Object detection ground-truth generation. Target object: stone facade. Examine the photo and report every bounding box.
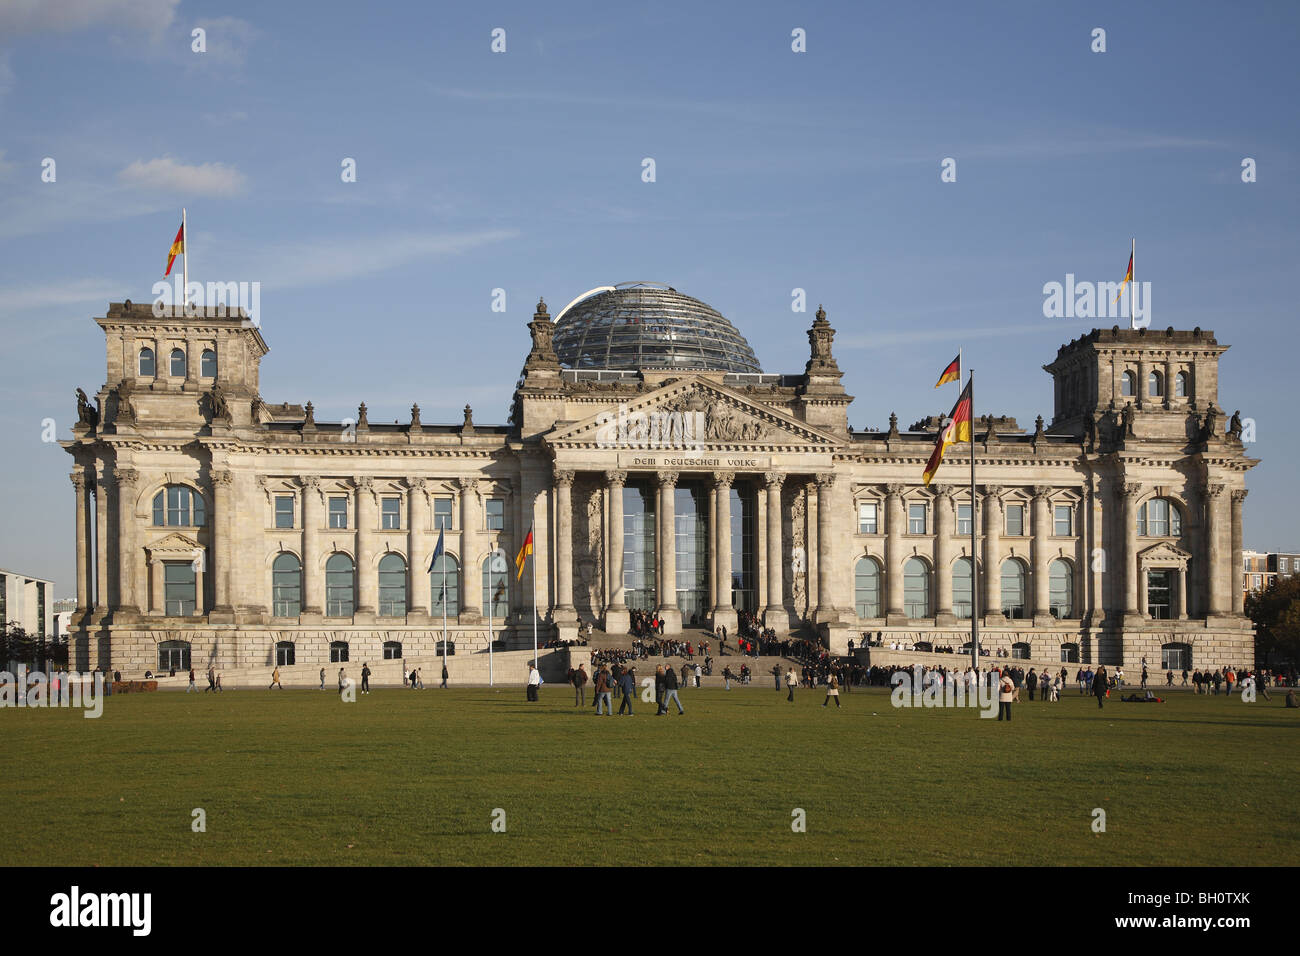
[62,299,1258,675]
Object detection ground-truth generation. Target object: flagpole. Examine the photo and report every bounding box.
[182,207,189,310]
[441,559,447,681]
[531,531,538,668]
[970,366,979,675]
[488,566,495,688]
[1129,237,1135,331]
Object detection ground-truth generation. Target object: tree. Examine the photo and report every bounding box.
[1245,574,1300,666]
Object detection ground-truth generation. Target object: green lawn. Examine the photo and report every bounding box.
[4,684,1296,866]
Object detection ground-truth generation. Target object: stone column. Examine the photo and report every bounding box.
[115,469,140,616]
[71,473,89,614]
[1031,486,1052,625]
[1139,562,1149,617]
[211,469,235,618]
[149,556,163,613]
[1231,489,1247,616]
[194,563,205,615]
[458,477,480,620]
[763,472,785,623]
[814,473,838,621]
[94,469,110,613]
[710,473,734,632]
[1201,481,1222,616]
[300,477,323,616]
[657,471,682,633]
[933,484,954,625]
[885,483,906,623]
[1137,358,1148,409]
[1086,474,1103,626]
[355,477,377,617]
[707,484,718,610]
[554,469,576,613]
[604,471,628,634]
[982,485,1003,625]
[408,478,430,616]
[1122,482,1141,621]
[1164,355,1175,409]
[1176,566,1187,620]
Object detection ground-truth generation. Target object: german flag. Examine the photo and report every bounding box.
[935,354,961,388]
[515,522,534,580]
[1113,251,1133,304]
[922,379,973,485]
[164,221,185,276]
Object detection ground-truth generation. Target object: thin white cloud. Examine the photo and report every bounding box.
[190,16,257,67]
[0,0,179,35]
[118,156,247,197]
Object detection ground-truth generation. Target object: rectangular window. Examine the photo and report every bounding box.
[36,582,46,639]
[858,502,877,534]
[1054,504,1073,536]
[908,503,927,535]
[328,496,348,529]
[381,497,401,530]
[486,498,505,531]
[1244,558,1251,572]
[957,504,972,536]
[1148,570,1173,620]
[433,498,453,530]
[164,561,196,616]
[1281,558,1289,572]
[1005,504,1024,536]
[274,495,294,529]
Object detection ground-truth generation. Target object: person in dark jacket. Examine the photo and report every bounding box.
[1093,665,1109,708]
[659,665,684,715]
[1026,668,1037,701]
[654,665,665,711]
[360,663,371,694]
[618,668,637,715]
[573,664,589,707]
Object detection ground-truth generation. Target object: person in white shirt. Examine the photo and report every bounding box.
[526,663,542,701]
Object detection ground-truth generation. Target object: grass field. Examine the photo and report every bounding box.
[5,684,1296,866]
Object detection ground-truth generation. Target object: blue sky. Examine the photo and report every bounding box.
[1,0,1297,595]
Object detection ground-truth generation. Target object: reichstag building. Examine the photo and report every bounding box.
[63,282,1257,674]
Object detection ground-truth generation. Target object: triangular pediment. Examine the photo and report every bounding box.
[546,377,843,451]
[1138,541,1192,568]
[145,531,203,555]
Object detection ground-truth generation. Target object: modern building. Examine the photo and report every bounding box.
[61,285,1258,675]
[1242,550,1299,602]
[0,567,55,640]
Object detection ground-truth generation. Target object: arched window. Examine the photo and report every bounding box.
[138,347,155,377]
[378,553,407,617]
[1060,642,1080,663]
[152,485,206,526]
[1049,558,1074,618]
[325,553,355,617]
[854,557,881,618]
[430,554,460,617]
[1175,371,1188,398]
[383,640,403,660]
[1011,642,1031,660]
[275,640,296,666]
[903,557,930,618]
[200,349,217,377]
[272,553,301,617]
[1161,642,1191,670]
[1121,370,1136,396]
[952,557,974,620]
[1000,558,1027,619]
[158,639,190,671]
[1148,370,1163,397]
[170,348,186,377]
[482,555,509,618]
[330,640,349,663]
[1137,497,1183,537]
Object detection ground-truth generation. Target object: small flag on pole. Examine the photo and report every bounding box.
[164,221,185,276]
[923,379,973,485]
[515,522,534,580]
[935,354,961,388]
[429,527,445,572]
[1113,250,1134,304]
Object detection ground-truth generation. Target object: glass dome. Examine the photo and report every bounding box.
[552,283,762,373]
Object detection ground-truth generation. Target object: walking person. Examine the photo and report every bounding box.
[997,670,1014,721]
[360,662,371,695]
[593,665,613,716]
[269,666,282,690]
[660,665,684,715]
[319,666,326,691]
[1093,665,1109,709]
[823,674,841,709]
[574,663,589,707]
[416,667,424,689]
[440,663,449,689]
[215,671,223,692]
[186,667,198,693]
[617,667,636,715]
[205,666,216,693]
[694,663,702,688]
[772,664,783,691]
[722,665,733,691]
[526,663,541,701]
[654,665,665,711]
[785,667,798,702]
